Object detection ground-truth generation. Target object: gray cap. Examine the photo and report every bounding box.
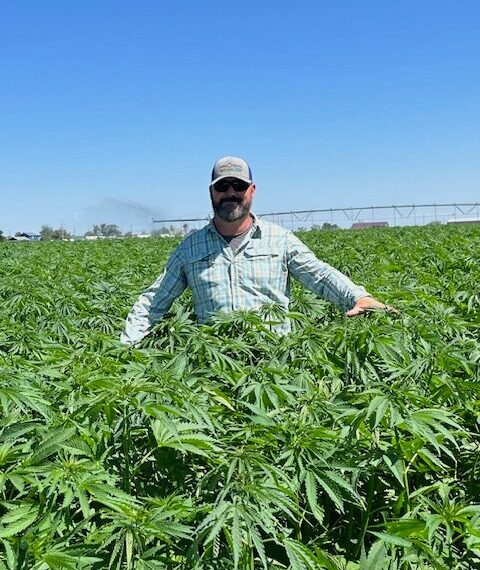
[211,156,253,186]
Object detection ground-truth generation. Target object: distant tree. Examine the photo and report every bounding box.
[40,225,55,240]
[321,222,339,230]
[427,220,442,226]
[86,223,122,237]
[40,225,71,240]
[102,223,121,237]
[51,228,71,240]
[152,225,186,236]
[0,230,4,242]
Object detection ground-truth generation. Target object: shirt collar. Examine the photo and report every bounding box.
[207,212,262,238]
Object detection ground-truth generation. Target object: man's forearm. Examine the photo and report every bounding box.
[286,232,370,311]
[303,261,370,310]
[120,247,188,346]
[120,289,160,345]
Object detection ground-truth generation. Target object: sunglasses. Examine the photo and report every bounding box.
[212,179,250,193]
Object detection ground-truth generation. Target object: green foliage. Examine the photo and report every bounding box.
[0,225,479,569]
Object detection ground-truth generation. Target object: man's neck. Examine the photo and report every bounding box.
[213,213,253,237]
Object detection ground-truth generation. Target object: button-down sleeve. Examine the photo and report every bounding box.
[285,232,370,311]
[120,247,187,345]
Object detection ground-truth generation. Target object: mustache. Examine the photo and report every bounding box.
[220,197,242,204]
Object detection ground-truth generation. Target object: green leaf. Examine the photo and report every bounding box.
[360,540,387,570]
[370,531,412,547]
[305,471,324,522]
[0,505,39,538]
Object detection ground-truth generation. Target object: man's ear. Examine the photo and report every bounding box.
[250,183,256,198]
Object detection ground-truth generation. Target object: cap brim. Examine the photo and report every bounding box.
[211,174,252,186]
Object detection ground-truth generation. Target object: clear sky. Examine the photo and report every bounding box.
[1,1,479,234]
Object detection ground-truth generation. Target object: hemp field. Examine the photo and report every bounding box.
[0,225,479,569]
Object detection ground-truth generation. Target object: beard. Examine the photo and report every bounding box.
[210,192,252,222]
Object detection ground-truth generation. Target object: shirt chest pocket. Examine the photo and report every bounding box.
[240,247,287,284]
[185,251,227,286]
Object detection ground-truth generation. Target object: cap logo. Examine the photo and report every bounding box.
[218,164,243,174]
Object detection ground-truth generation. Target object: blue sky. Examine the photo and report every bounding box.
[1,1,479,234]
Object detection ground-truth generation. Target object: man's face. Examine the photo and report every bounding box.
[210,177,256,222]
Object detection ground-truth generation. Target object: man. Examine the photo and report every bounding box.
[120,156,392,346]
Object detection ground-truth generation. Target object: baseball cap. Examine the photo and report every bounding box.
[211,156,253,186]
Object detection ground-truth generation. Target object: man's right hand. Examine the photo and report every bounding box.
[346,296,399,317]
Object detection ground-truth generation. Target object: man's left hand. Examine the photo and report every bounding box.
[346,296,398,317]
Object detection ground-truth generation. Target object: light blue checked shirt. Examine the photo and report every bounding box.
[120,216,370,345]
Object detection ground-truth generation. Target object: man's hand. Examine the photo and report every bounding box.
[346,296,398,317]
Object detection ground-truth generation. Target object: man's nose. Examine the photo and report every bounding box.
[224,185,238,196]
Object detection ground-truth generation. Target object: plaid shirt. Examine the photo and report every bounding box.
[120,215,369,345]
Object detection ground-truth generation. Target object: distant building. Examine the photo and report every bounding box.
[446,217,480,225]
[8,235,30,241]
[9,232,41,241]
[351,221,389,230]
